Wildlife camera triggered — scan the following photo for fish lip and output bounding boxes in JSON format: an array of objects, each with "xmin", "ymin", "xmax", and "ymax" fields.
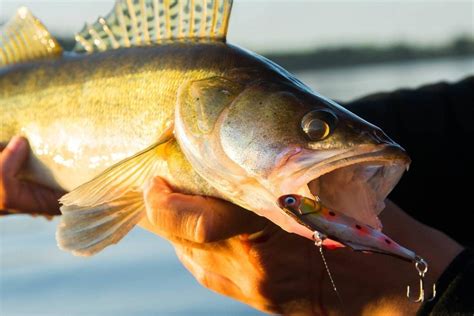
[
  {"xmin": 271, "ymin": 144, "xmax": 410, "ymax": 228},
  {"xmin": 276, "ymin": 144, "xmax": 410, "ymax": 193},
  {"xmin": 308, "ymin": 144, "xmax": 410, "ymax": 179}
]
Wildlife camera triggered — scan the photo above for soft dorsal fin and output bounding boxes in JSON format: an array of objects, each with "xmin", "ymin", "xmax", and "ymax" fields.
[
  {"xmin": 74, "ymin": 0, "xmax": 233, "ymax": 53},
  {"xmin": 0, "ymin": 7, "xmax": 62, "ymax": 66}
]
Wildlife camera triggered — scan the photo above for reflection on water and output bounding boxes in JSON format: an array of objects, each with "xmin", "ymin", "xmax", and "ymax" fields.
[
  {"xmin": 1, "ymin": 57, "xmax": 473, "ymax": 315},
  {"xmin": 0, "ymin": 217, "xmax": 259, "ymax": 316}
]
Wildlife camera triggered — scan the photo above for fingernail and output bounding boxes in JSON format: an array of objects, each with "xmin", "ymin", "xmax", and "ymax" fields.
[{"xmin": 6, "ymin": 136, "xmax": 25, "ymax": 152}]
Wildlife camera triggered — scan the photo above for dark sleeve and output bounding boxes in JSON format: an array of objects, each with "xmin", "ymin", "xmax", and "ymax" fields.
[{"xmin": 344, "ymin": 76, "xmax": 474, "ymax": 248}]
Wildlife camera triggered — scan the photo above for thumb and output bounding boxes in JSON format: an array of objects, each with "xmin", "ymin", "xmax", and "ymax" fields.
[
  {"xmin": 0, "ymin": 136, "xmax": 29, "ymax": 178},
  {"xmin": 143, "ymin": 177, "xmax": 268, "ymax": 243}
]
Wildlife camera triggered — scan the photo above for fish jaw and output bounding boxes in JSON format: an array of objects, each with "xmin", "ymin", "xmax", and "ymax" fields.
[
  {"xmin": 172, "ymin": 141, "xmax": 410, "ymax": 245},
  {"xmin": 268, "ymin": 144, "xmax": 410, "ymax": 230}
]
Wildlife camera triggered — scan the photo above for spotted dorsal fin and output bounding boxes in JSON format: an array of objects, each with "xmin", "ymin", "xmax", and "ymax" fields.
[
  {"xmin": 74, "ymin": 0, "xmax": 233, "ymax": 53},
  {"xmin": 0, "ymin": 7, "xmax": 62, "ymax": 66}
]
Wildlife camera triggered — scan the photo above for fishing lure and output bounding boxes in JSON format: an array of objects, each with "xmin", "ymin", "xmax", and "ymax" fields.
[{"xmin": 278, "ymin": 194, "xmax": 436, "ymax": 303}]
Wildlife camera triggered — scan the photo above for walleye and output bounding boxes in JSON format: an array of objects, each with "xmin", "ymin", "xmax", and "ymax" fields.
[{"xmin": 1, "ymin": 0, "xmax": 410, "ymax": 257}]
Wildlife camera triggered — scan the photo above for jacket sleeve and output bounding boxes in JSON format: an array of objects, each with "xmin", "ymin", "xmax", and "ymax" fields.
[
  {"xmin": 344, "ymin": 76, "xmax": 474, "ymax": 314},
  {"xmin": 417, "ymin": 248, "xmax": 474, "ymax": 315},
  {"xmin": 344, "ymin": 76, "xmax": 474, "ymax": 248}
]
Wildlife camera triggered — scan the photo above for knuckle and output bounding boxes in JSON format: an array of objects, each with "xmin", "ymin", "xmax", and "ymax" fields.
[
  {"xmin": 155, "ymin": 193, "xmax": 216, "ymax": 244},
  {"xmin": 159, "ymin": 192, "xmax": 181, "ymax": 210},
  {"xmin": 194, "ymin": 267, "xmax": 210, "ymax": 289},
  {"xmin": 175, "ymin": 247, "xmax": 211, "ymax": 290},
  {"xmin": 191, "ymin": 211, "xmax": 211, "ymax": 243}
]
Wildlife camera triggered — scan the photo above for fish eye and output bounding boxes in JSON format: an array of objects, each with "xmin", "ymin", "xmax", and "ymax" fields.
[
  {"xmin": 284, "ymin": 196, "xmax": 296, "ymax": 205},
  {"xmin": 301, "ymin": 110, "xmax": 338, "ymax": 141}
]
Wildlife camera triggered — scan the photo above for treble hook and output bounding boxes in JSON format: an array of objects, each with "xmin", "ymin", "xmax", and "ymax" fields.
[{"xmin": 407, "ymin": 256, "xmax": 436, "ymax": 303}]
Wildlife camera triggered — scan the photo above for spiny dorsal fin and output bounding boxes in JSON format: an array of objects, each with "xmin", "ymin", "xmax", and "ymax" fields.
[
  {"xmin": 0, "ymin": 7, "xmax": 62, "ymax": 66},
  {"xmin": 74, "ymin": 0, "xmax": 233, "ymax": 53}
]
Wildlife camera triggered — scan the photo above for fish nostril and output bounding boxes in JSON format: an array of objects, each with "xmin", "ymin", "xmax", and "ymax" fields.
[{"xmin": 373, "ymin": 129, "xmax": 389, "ymax": 143}]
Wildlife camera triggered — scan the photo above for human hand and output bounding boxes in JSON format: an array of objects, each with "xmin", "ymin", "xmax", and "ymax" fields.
[
  {"xmin": 139, "ymin": 177, "xmax": 462, "ymax": 315},
  {"xmin": 139, "ymin": 177, "xmax": 320, "ymax": 314},
  {"xmin": 0, "ymin": 136, "xmax": 64, "ymax": 217}
]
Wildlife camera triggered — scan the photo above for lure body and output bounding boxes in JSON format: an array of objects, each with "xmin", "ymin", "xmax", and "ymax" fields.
[{"xmin": 279, "ymin": 194, "xmax": 417, "ymax": 262}]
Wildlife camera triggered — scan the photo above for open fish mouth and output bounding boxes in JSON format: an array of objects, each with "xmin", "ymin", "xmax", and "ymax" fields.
[{"xmin": 276, "ymin": 145, "xmax": 410, "ymax": 229}]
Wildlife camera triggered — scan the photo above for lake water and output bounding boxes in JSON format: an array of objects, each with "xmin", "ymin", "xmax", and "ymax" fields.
[{"xmin": 1, "ymin": 57, "xmax": 473, "ymax": 316}]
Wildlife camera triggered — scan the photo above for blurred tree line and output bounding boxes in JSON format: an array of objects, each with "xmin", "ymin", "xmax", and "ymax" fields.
[
  {"xmin": 265, "ymin": 35, "xmax": 474, "ymax": 71},
  {"xmin": 54, "ymin": 34, "xmax": 474, "ymax": 71}
]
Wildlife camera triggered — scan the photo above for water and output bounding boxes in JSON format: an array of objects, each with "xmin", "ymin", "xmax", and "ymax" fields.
[
  {"xmin": 1, "ymin": 218, "xmax": 259, "ymax": 316},
  {"xmin": 1, "ymin": 57, "xmax": 473, "ymax": 316}
]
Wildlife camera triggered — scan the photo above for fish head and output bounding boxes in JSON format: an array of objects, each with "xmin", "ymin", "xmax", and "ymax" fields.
[{"xmin": 175, "ymin": 76, "xmax": 410, "ymax": 238}]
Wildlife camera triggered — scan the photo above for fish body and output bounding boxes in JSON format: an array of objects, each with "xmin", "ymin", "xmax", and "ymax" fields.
[
  {"xmin": 1, "ymin": 43, "xmax": 274, "ymax": 192},
  {"xmin": 1, "ymin": 1, "xmax": 410, "ymax": 256},
  {"xmin": 279, "ymin": 195, "xmax": 416, "ymax": 262}
]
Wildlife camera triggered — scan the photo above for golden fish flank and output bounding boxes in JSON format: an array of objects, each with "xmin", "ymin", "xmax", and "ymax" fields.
[{"xmin": 0, "ymin": 0, "xmax": 410, "ymax": 256}]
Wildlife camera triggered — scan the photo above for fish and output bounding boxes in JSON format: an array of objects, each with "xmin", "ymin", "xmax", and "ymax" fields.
[
  {"xmin": 0, "ymin": 0, "xmax": 410, "ymax": 257},
  {"xmin": 278, "ymin": 194, "xmax": 417, "ymax": 262}
]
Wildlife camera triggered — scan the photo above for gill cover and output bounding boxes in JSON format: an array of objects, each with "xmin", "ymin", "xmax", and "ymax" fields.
[
  {"xmin": 175, "ymin": 76, "xmax": 307, "ymax": 238},
  {"xmin": 175, "ymin": 76, "xmax": 248, "ymax": 195}
]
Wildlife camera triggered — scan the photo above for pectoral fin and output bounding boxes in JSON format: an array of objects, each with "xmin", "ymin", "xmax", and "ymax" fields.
[
  {"xmin": 58, "ymin": 191, "xmax": 145, "ymax": 256},
  {"xmin": 57, "ymin": 127, "xmax": 174, "ymax": 256}
]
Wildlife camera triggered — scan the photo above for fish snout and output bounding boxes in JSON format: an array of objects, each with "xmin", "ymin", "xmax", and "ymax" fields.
[
  {"xmin": 365, "ymin": 128, "xmax": 411, "ymax": 164},
  {"xmin": 371, "ymin": 128, "xmax": 395, "ymax": 145}
]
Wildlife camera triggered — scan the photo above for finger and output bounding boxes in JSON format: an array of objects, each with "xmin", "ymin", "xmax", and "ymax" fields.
[
  {"xmin": 175, "ymin": 247, "xmax": 281, "ymax": 314},
  {"xmin": 1, "ymin": 180, "xmax": 63, "ymax": 216},
  {"xmin": 144, "ymin": 177, "xmax": 268, "ymax": 243},
  {"xmin": 0, "ymin": 136, "xmax": 29, "ymax": 178},
  {"xmin": 175, "ymin": 247, "xmax": 246, "ymax": 300},
  {"xmin": 15, "ymin": 181, "xmax": 63, "ymax": 215}
]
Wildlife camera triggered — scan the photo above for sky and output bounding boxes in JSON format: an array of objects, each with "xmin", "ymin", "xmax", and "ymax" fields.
[{"xmin": 0, "ymin": 0, "xmax": 473, "ymax": 53}]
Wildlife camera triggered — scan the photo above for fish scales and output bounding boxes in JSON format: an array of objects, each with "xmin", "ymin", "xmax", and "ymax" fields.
[
  {"xmin": 0, "ymin": 1, "xmax": 410, "ymax": 256},
  {"xmin": 0, "ymin": 43, "xmax": 267, "ymax": 192}
]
